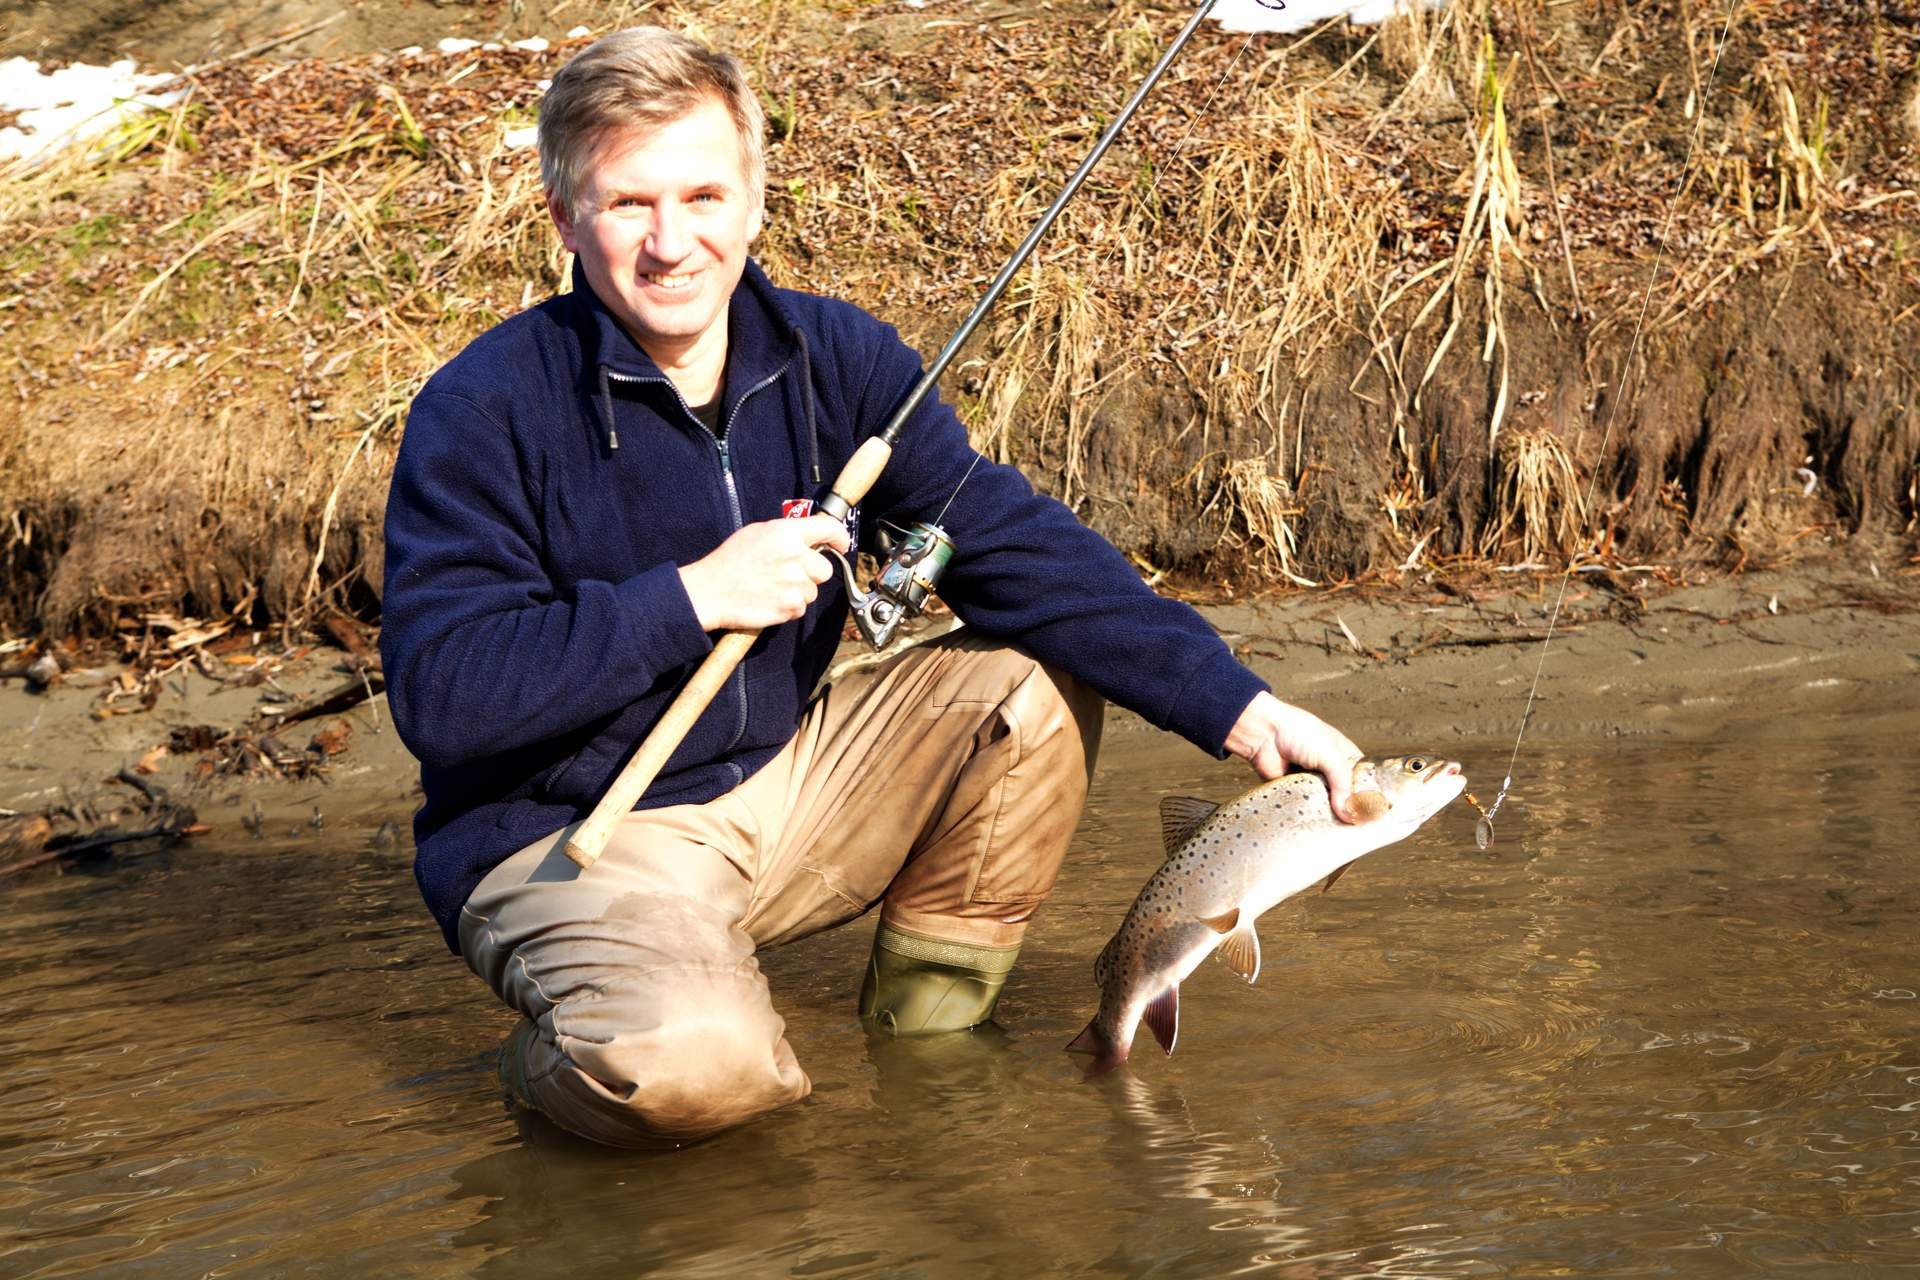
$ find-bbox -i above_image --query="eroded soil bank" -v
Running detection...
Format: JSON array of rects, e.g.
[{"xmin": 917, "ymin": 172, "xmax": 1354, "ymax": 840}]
[{"xmin": 2, "ymin": 0, "xmax": 1915, "ymax": 641}]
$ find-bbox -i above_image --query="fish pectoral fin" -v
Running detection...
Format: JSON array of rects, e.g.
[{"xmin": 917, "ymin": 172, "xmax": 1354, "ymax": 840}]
[
  {"xmin": 1159, "ymin": 796, "xmax": 1220, "ymax": 854},
  {"xmin": 1321, "ymin": 860, "xmax": 1357, "ymax": 894},
  {"xmin": 1348, "ymin": 790, "xmax": 1392, "ymax": 822},
  {"xmin": 1217, "ymin": 926, "xmax": 1261, "ymax": 984},
  {"xmin": 1199, "ymin": 908, "xmax": 1240, "ymax": 934},
  {"xmin": 1144, "ymin": 985, "xmax": 1179, "ymax": 1055}
]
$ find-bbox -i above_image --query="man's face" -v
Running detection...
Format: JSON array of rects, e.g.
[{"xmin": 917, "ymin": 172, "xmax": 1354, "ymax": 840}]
[{"xmin": 549, "ymin": 97, "xmax": 763, "ymax": 363}]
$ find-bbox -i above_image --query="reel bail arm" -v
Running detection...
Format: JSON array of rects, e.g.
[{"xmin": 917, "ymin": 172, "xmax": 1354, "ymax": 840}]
[{"xmin": 828, "ymin": 522, "xmax": 956, "ymax": 651}]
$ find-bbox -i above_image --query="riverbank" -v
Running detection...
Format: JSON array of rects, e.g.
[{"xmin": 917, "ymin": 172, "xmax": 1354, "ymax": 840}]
[
  {"xmin": 3, "ymin": 0, "xmax": 1915, "ymax": 639},
  {"xmin": 6, "ymin": 556, "xmax": 1913, "ymax": 866}
]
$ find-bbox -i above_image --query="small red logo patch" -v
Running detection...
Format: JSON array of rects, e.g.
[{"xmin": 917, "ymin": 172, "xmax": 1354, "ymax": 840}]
[{"xmin": 781, "ymin": 499, "xmax": 814, "ymax": 519}]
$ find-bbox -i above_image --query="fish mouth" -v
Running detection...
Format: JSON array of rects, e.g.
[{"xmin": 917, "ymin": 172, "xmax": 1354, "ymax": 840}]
[{"xmin": 1420, "ymin": 761, "xmax": 1468, "ymax": 813}]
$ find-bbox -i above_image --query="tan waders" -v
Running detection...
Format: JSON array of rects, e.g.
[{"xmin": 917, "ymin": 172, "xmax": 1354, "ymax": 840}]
[{"xmin": 459, "ymin": 633, "xmax": 1102, "ymax": 1147}]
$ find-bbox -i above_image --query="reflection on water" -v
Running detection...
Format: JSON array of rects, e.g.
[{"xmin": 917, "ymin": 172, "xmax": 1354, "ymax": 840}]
[{"xmin": 2, "ymin": 729, "xmax": 1917, "ymax": 1277}]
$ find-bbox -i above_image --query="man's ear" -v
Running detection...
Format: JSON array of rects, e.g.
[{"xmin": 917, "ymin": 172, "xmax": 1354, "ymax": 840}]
[
  {"xmin": 746, "ymin": 192, "xmax": 764, "ymax": 245},
  {"xmin": 546, "ymin": 189, "xmax": 579, "ymax": 254}
]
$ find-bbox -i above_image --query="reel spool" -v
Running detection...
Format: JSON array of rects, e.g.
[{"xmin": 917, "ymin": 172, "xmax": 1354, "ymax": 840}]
[{"xmin": 828, "ymin": 522, "xmax": 955, "ymax": 650}]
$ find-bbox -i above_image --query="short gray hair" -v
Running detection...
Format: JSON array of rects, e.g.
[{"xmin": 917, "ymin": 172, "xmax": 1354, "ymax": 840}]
[{"xmin": 539, "ymin": 27, "xmax": 766, "ymax": 217}]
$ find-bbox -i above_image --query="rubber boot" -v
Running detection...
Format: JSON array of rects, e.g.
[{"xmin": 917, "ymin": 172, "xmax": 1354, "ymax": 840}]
[{"xmin": 859, "ymin": 922, "xmax": 1023, "ymax": 1035}]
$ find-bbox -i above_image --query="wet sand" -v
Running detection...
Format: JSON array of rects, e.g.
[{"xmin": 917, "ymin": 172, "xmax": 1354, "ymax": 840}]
[{"xmin": 4, "ymin": 560, "xmax": 1916, "ymax": 839}]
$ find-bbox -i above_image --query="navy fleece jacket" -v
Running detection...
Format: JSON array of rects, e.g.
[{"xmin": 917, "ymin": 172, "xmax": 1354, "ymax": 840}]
[{"xmin": 381, "ymin": 260, "xmax": 1269, "ymax": 951}]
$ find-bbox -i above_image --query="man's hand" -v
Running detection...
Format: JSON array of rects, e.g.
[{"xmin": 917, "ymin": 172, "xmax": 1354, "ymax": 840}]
[
  {"xmin": 1224, "ymin": 691, "xmax": 1366, "ymax": 823},
  {"xmin": 679, "ymin": 515, "xmax": 851, "ymax": 632}
]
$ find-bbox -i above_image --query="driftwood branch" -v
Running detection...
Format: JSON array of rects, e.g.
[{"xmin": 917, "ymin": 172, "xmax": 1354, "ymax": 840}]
[
  {"xmin": 258, "ymin": 670, "xmax": 385, "ymax": 729},
  {"xmin": 0, "ymin": 804, "xmax": 202, "ymax": 880}
]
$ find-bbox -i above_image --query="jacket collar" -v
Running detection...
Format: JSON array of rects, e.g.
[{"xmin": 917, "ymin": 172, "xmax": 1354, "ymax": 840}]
[{"xmin": 572, "ymin": 258, "xmax": 798, "ymax": 397}]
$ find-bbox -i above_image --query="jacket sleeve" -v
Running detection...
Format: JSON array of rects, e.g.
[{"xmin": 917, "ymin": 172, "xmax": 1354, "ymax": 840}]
[
  {"xmin": 850, "ymin": 321, "xmax": 1269, "ymax": 757},
  {"xmin": 378, "ymin": 390, "xmax": 713, "ymax": 770}
]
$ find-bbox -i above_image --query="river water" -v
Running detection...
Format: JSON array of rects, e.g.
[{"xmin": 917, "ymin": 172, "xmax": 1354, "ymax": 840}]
[{"xmin": 3, "ymin": 724, "xmax": 1917, "ymax": 1278}]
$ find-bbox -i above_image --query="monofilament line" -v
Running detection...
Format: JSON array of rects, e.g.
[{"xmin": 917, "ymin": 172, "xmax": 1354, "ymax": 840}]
[{"xmin": 1481, "ymin": 0, "xmax": 1743, "ymax": 834}]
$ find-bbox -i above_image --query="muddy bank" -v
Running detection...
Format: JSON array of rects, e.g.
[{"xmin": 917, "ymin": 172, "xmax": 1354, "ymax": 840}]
[
  {"xmin": 5, "ymin": 559, "xmax": 1914, "ymax": 872},
  {"xmin": 1, "ymin": 1, "xmax": 1915, "ymax": 641}
]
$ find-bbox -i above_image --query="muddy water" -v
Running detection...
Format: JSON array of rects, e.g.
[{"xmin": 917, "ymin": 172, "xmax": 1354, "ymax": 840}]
[{"xmin": 3, "ymin": 724, "xmax": 1918, "ymax": 1278}]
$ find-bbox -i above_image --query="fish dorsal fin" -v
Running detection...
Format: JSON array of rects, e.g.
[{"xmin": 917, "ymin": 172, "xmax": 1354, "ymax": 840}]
[
  {"xmin": 1159, "ymin": 796, "xmax": 1220, "ymax": 854},
  {"xmin": 1199, "ymin": 907, "xmax": 1240, "ymax": 934},
  {"xmin": 1217, "ymin": 926, "xmax": 1261, "ymax": 984},
  {"xmin": 1144, "ymin": 984, "xmax": 1179, "ymax": 1055},
  {"xmin": 1321, "ymin": 859, "xmax": 1358, "ymax": 894}
]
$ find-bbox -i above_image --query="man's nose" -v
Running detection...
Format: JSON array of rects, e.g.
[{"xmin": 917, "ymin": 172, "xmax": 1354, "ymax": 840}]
[{"xmin": 647, "ymin": 201, "xmax": 691, "ymax": 263}]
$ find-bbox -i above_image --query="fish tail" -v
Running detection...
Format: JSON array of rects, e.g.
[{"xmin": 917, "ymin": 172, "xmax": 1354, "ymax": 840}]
[{"xmin": 1066, "ymin": 1020, "xmax": 1129, "ymax": 1072}]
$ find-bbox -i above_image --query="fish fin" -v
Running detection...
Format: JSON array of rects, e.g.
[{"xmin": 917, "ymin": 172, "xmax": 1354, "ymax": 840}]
[
  {"xmin": 1217, "ymin": 926, "xmax": 1261, "ymax": 984},
  {"xmin": 1159, "ymin": 796, "xmax": 1220, "ymax": 854},
  {"xmin": 1144, "ymin": 985, "xmax": 1179, "ymax": 1055},
  {"xmin": 1066, "ymin": 1021, "xmax": 1128, "ymax": 1072},
  {"xmin": 1199, "ymin": 907, "xmax": 1240, "ymax": 934},
  {"xmin": 1093, "ymin": 936, "xmax": 1116, "ymax": 988},
  {"xmin": 1349, "ymin": 790, "xmax": 1392, "ymax": 822},
  {"xmin": 1347, "ymin": 760, "xmax": 1390, "ymax": 822},
  {"xmin": 1321, "ymin": 860, "xmax": 1358, "ymax": 894}
]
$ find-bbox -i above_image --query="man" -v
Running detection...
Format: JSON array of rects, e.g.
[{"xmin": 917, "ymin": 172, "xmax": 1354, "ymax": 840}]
[{"xmin": 381, "ymin": 27, "xmax": 1365, "ymax": 1149}]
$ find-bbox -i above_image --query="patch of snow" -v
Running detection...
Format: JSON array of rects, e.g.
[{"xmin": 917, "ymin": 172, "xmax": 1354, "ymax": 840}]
[
  {"xmin": 0, "ymin": 55, "xmax": 182, "ymax": 162},
  {"xmin": 437, "ymin": 38, "xmax": 482, "ymax": 54},
  {"xmin": 511, "ymin": 37, "xmax": 550, "ymax": 52},
  {"xmin": 503, "ymin": 125, "xmax": 539, "ymax": 149},
  {"xmin": 566, "ymin": 26, "xmax": 593, "ymax": 39}
]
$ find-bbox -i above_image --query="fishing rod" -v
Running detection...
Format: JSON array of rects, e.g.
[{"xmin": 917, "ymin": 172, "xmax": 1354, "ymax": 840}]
[
  {"xmin": 1464, "ymin": 0, "xmax": 1743, "ymax": 851},
  {"xmin": 565, "ymin": 0, "xmax": 1282, "ymax": 869}
]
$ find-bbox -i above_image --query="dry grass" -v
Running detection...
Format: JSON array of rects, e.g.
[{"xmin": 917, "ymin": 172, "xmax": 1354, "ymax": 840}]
[
  {"xmin": 1403, "ymin": 32, "xmax": 1531, "ymax": 457},
  {"xmin": 1202, "ymin": 455, "xmax": 1317, "ymax": 587},
  {"xmin": 1483, "ymin": 426, "xmax": 1588, "ymax": 563}
]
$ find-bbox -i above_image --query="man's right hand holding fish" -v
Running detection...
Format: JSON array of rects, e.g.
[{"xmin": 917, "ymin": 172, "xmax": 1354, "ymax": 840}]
[{"xmin": 1222, "ymin": 691, "xmax": 1371, "ymax": 824}]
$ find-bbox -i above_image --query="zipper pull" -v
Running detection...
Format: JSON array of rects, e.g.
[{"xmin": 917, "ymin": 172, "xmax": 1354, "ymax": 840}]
[{"xmin": 716, "ymin": 437, "xmax": 731, "ymax": 470}]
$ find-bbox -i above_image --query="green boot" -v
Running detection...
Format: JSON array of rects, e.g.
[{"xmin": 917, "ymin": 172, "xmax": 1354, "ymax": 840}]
[{"xmin": 859, "ymin": 923, "xmax": 1023, "ymax": 1035}]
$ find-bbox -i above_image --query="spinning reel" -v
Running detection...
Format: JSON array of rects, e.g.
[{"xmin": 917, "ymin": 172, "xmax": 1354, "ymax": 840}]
[{"xmin": 825, "ymin": 522, "xmax": 955, "ymax": 651}]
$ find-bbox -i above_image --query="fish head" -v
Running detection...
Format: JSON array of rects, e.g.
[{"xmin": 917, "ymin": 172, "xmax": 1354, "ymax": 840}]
[{"xmin": 1368, "ymin": 753, "xmax": 1467, "ymax": 826}]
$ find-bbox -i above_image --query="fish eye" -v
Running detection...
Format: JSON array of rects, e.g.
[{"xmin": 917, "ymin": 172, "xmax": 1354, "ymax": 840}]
[{"xmin": 1407, "ymin": 757, "xmax": 1428, "ymax": 772}]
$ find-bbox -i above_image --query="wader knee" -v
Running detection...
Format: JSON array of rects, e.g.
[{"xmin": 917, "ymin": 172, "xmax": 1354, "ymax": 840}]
[{"xmin": 858, "ymin": 922, "xmax": 1024, "ymax": 1035}]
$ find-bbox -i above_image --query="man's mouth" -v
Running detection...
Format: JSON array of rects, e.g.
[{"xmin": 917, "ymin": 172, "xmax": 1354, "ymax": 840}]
[{"xmin": 642, "ymin": 271, "xmax": 697, "ymax": 291}]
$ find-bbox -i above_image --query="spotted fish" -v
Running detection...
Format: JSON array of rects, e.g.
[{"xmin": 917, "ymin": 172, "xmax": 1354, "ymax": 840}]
[{"xmin": 1067, "ymin": 754, "xmax": 1467, "ymax": 1070}]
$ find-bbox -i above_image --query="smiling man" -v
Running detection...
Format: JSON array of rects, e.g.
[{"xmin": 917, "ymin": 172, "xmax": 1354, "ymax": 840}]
[{"xmin": 381, "ymin": 27, "xmax": 1366, "ymax": 1148}]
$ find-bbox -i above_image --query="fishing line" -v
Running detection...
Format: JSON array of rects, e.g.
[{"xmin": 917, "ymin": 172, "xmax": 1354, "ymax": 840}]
[{"xmin": 1467, "ymin": 0, "xmax": 1744, "ymax": 850}]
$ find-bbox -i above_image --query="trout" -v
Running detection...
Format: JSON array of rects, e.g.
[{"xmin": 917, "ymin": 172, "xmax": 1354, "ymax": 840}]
[{"xmin": 1067, "ymin": 754, "xmax": 1466, "ymax": 1069}]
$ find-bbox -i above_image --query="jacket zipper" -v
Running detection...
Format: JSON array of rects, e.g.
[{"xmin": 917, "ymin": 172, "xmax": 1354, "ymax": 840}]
[{"xmin": 605, "ymin": 363, "xmax": 792, "ymax": 774}]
